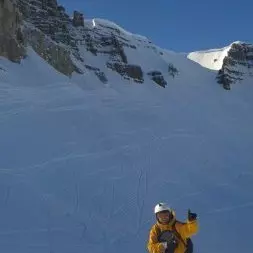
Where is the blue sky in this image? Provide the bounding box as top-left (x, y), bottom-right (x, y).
top-left (60, 0), bottom-right (253, 52)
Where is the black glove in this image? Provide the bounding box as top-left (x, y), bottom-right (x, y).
top-left (188, 209), bottom-right (197, 221)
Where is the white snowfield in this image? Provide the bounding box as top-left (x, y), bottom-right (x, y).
top-left (187, 41), bottom-right (248, 71)
top-left (0, 22), bottom-right (253, 253)
top-left (187, 45), bottom-right (231, 70)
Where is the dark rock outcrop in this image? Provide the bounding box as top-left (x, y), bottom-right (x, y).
top-left (111, 34), bottom-right (128, 63)
top-left (0, 0), bottom-right (25, 62)
top-left (23, 27), bottom-right (81, 76)
top-left (217, 42), bottom-right (253, 90)
top-left (18, 0), bottom-right (73, 45)
top-left (107, 62), bottom-right (144, 83)
top-left (17, 0), bottom-right (82, 76)
top-left (147, 71), bottom-right (167, 88)
top-left (72, 11), bottom-right (84, 27)
top-left (168, 63), bottom-right (179, 78)
top-left (85, 65), bottom-right (108, 83)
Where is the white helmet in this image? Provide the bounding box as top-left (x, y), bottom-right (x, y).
top-left (154, 203), bottom-right (171, 214)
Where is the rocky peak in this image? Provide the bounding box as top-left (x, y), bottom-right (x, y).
top-left (217, 42), bottom-right (253, 90)
top-left (72, 11), bottom-right (84, 27)
top-left (228, 42), bottom-right (253, 63)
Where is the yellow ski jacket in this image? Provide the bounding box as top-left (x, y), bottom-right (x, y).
top-left (147, 211), bottom-right (198, 253)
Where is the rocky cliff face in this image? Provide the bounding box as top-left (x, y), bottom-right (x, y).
top-left (0, 0), bottom-right (176, 85)
top-left (17, 0), bottom-right (82, 76)
top-left (12, 0), bottom-right (147, 81)
top-left (0, 0), bottom-right (25, 62)
top-left (217, 42), bottom-right (253, 90)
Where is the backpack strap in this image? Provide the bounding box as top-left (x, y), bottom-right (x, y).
top-left (172, 221), bottom-right (187, 248)
top-left (155, 224), bottom-right (162, 239)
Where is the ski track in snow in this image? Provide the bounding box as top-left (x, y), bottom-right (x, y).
top-left (3, 130), bottom-right (204, 175)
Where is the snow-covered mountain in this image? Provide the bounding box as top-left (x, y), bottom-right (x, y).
top-left (1, 1), bottom-right (253, 253)
top-left (1, 0), bottom-right (253, 90)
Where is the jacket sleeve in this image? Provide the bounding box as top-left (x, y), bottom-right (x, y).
top-left (176, 219), bottom-right (199, 239)
top-left (147, 225), bottom-right (165, 253)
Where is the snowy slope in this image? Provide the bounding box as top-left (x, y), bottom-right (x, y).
top-left (1, 43), bottom-right (253, 253)
top-left (91, 18), bottom-right (149, 41)
top-left (187, 45), bottom-right (231, 70)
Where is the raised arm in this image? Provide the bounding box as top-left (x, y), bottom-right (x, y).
top-left (176, 210), bottom-right (199, 238)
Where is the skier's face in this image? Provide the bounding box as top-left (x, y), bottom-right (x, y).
top-left (157, 211), bottom-right (171, 224)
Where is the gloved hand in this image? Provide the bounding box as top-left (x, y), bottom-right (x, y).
top-left (162, 242), bottom-right (167, 249)
top-left (188, 209), bottom-right (197, 221)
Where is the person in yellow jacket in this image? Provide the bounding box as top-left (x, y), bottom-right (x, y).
top-left (147, 203), bottom-right (198, 253)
